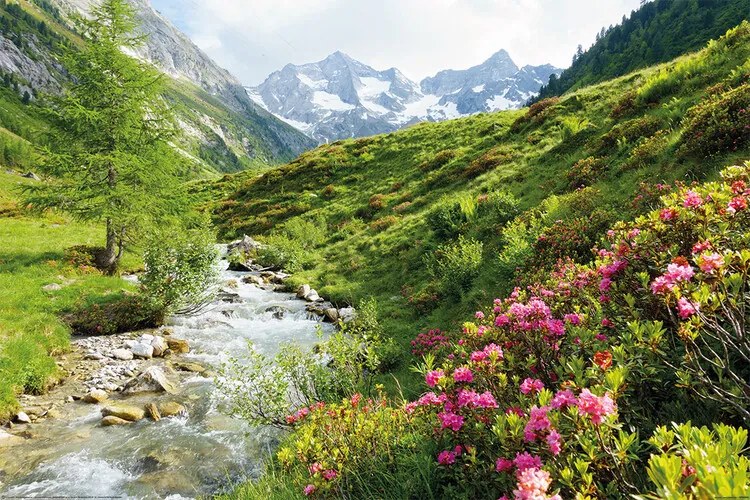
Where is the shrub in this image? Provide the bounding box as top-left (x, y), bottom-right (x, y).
top-left (511, 97), bottom-right (560, 132)
top-left (64, 294), bottom-right (163, 336)
top-left (257, 217), bottom-right (327, 272)
top-left (679, 82), bottom-right (750, 158)
top-left (476, 190), bottom-right (521, 227)
top-left (140, 227), bottom-right (219, 315)
top-left (625, 130), bottom-right (671, 170)
top-left (62, 245), bottom-right (101, 273)
top-left (369, 194), bottom-right (386, 210)
top-left (322, 184), bottom-right (336, 198)
top-left (419, 149), bottom-right (459, 171)
top-left (597, 116), bottom-right (663, 153)
top-left (567, 156), bottom-right (605, 188)
top-left (393, 201), bottom-right (412, 213)
top-left (428, 236), bottom-right (484, 297)
top-left (463, 146), bottom-right (514, 178)
top-left (370, 215), bottom-right (398, 232)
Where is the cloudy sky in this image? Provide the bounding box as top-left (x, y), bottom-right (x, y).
top-left (150, 0), bottom-right (643, 86)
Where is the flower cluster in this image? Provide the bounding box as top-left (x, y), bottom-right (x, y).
top-left (411, 329), bottom-right (450, 357)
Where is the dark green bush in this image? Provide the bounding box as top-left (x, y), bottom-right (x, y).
top-left (475, 190), bottom-right (520, 227)
top-left (426, 200), bottom-right (465, 240)
top-left (567, 156), bottom-right (606, 188)
top-left (64, 294), bottom-right (163, 336)
top-left (419, 149), bottom-right (458, 171)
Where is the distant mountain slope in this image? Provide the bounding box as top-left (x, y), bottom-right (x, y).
top-left (534, 0), bottom-right (750, 101)
top-left (251, 50), bottom-right (559, 143)
top-left (0, 0), bottom-right (315, 174)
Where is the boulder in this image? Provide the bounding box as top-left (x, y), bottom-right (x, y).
top-left (227, 235), bottom-right (263, 254)
top-left (339, 307), bottom-right (357, 323)
top-left (42, 283), bottom-right (62, 292)
top-left (265, 305), bottom-right (289, 320)
top-left (173, 361), bottom-right (206, 374)
top-left (297, 284), bottom-right (311, 299)
top-left (146, 403), bottom-right (161, 421)
top-left (159, 402), bottom-right (186, 418)
top-left (112, 348), bottom-right (133, 361)
top-left (0, 429), bottom-right (24, 447)
top-left (131, 343), bottom-right (154, 359)
top-left (15, 412), bottom-right (31, 424)
top-left (101, 416), bottom-right (133, 426)
top-left (242, 275), bottom-right (264, 286)
top-left (101, 404), bottom-right (145, 422)
top-left (22, 171), bottom-right (41, 181)
top-left (84, 389), bottom-right (109, 404)
top-left (166, 338), bottom-right (189, 354)
top-left (151, 336), bottom-right (168, 357)
top-left (324, 308), bottom-right (339, 323)
top-left (305, 290), bottom-right (322, 302)
top-left (123, 366), bottom-right (178, 394)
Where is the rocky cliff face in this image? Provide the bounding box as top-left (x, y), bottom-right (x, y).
top-left (251, 50), bottom-right (561, 143)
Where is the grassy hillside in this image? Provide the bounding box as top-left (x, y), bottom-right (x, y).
top-left (535, 0), bottom-right (750, 101)
top-left (214, 23), bottom-right (750, 392)
top-left (0, 170), bottom-right (141, 419)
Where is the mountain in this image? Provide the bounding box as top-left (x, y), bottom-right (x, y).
top-left (250, 50), bottom-right (560, 143)
top-left (0, 0), bottom-right (315, 174)
top-left (534, 0), bottom-right (750, 102)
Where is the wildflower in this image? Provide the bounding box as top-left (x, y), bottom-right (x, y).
top-left (595, 333), bottom-right (608, 342)
top-left (476, 391), bottom-right (499, 409)
top-left (438, 411), bottom-right (464, 432)
top-left (484, 343), bottom-right (504, 359)
top-left (677, 298), bottom-right (698, 319)
top-left (546, 429), bottom-right (562, 455)
top-left (660, 208), bottom-right (678, 220)
top-left (524, 406), bottom-right (551, 442)
top-left (496, 457), bottom-right (514, 472)
top-left (577, 389), bottom-right (616, 425)
top-left (303, 484), bottom-right (316, 496)
top-left (495, 314), bottom-right (510, 327)
top-left (425, 369), bottom-right (444, 388)
top-left (437, 450), bottom-right (456, 465)
top-left (513, 452), bottom-right (543, 470)
top-left (728, 196), bottom-right (747, 213)
top-left (564, 313), bottom-right (581, 325)
top-left (593, 351), bottom-right (613, 371)
top-left (322, 469), bottom-right (338, 481)
top-left (350, 393), bottom-right (362, 407)
top-left (697, 253), bottom-right (724, 273)
top-left (470, 351), bottom-right (487, 362)
top-left (550, 389), bottom-right (576, 409)
top-left (513, 467), bottom-right (560, 500)
top-left (453, 367), bottom-right (474, 383)
top-left (520, 378), bottom-right (544, 395)
top-left (309, 462), bottom-right (323, 475)
top-left (732, 180), bottom-right (747, 194)
top-left (475, 311), bottom-right (486, 319)
top-left (683, 190), bottom-right (703, 208)
top-left (692, 240), bottom-right (711, 254)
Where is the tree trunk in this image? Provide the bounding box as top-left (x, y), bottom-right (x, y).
top-left (95, 218), bottom-right (119, 275)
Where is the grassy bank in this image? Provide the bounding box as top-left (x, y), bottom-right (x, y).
top-left (0, 170), bottom-right (138, 419)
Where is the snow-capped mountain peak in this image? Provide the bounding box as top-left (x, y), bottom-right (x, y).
top-left (250, 51), bottom-right (560, 143)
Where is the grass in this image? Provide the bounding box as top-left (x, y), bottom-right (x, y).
top-left (0, 171), bottom-right (138, 419)
top-left (212, 23), bottom-right (750, 403)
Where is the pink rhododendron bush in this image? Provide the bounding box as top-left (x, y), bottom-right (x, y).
top-left (251, 164), bottom-right (750, 498)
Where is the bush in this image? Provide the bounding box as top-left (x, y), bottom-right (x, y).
top-left (476, 190), bottom-right (520, 227)
top-left (64, 294), bottom-right (163, 336)
top-left (369, 194), bottom-right (386, 210)
top-left (257, 217), bottom-right (327, 272)
top-left (463, 146), bottom-right (514, 178)
top-left (625, 130), bottom-right (671, 170)
top-left (140, 227), bottom-right (219, 315)
top-left (62, 245), bottom-right (101, 273)
top-left (419, 149), bottom-right (459, 171)
top-left (370, 215), bottom-right (398, 232)
top-left (597, 116), bottom-right (663, 153)
top-left (679, 82), bottom-right (750, 158)
top-left (567, 156), bottom-right (605, 188)
top-left (428, 236), bottom-right (484, 297)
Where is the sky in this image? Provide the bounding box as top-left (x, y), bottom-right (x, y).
top-left (150, 0), bottom-right (644, 86)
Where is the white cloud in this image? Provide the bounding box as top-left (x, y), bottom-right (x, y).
top-left (152, 0), bottom-right (643, 85)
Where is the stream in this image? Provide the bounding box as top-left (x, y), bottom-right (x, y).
top-left (0, 258), bottom-right (333, 498)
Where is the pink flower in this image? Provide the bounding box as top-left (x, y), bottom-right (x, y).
top-left (660, 208), bottom-right (678, 221)
top-left (550, 389), bottom-right (576, 409)
top-left (475, 311), bottom-right (486, 319)
top-left (683, 190), bottom-right (703, 208)
top-left (513, 467), bottom-right (558, 500)
top-left (309, 462), bottom-right (323, 475)
top-left (564, 313), bottom-right (581, 325)
top-left (524, 406), bottom-right (551, 442)
top-left (728, 196), bottom-right (747, 213)
top-left (546, 429), bottom-right (562, 455)
top-left (577, 389), bottom-right (616, 425)
top-left (438, 411), bottom-right (464, 432)
top-left (470, 351), bottom-right (487, 362)
top-left (496, 457), bottom-right (514, 473)
top-left (677, 298), bottom-right (698, 319)
top-left (453, 367), bottom-right (474, 383)
top-left (692, 240), bottom-right (711, 254)
top-left (476, 391), bottom-right (499, 409)
top-left (495, 314), bottom-right (510, 327)
top-left (322, 469), bottom-right (338, 481)
top-left (697, 253), bottom-right (724, 273)
top-left (484, 343), bottom-right (504, 359)
top-left (425, 369), bottom-right (444, 388)
top-left (437, 450), bottom-right (456, 465)
top-left (513, 452), bottom-right (543, 470)
top-left (650, 276), bottom-right (673, 295)
top-left (667, 263), bottom-right (694, 282)
top-left (303, 484), bottom-right (316, 496)
top-left (520, 378), bottom-right (544, 395)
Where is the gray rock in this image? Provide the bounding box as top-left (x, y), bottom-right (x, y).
top-left (151, 336), bottom-right (168, 357)
top-left (297, 284), bottom-right (311, 299)
top-left (305, 290), bottom-right (322, 302)
top-left (324, 308), bottom-right (339, 323)
top-left (124, 366), bottom-right (178, 394)
top-left (242, 275), bottom-right (264, 286)
top-left (112, 348), bottom-right (134, 361)
top-left (22, 172), bottom-right (41, 181)
top-left (15, 412), bottom-right (31, 424)
top-left (0, 429), bottom-right (24, 447)
top-left (42, 283), bottom-right (62, 292)
top-left (131, 343), bottom-right (154, 359)
top-left (339, 307), bottom-right (357, 323)
top-left (84, 389), bottom-right (109, 404)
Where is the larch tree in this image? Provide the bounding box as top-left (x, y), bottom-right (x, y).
top-left (24, 0), bottom-right (185, 274)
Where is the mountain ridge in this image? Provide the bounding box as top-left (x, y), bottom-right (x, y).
top-left (250, 50), bottom-right (560, 143)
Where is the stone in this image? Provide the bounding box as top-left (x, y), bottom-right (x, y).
top-left (166, 338), bottom-right (189, 354)
top-left (339, 307), bottom-right (357, 323)
top-left (141, 334), bottom-right (155, 342)
top-left (22, 171), bottom-right (40, 181)
top-left (225, 279), bottom-right (239, 289)
top-left (85, 352), bottom-right (105, 360)
top-left (297, 284), bottom-right (311, 299)
top-left (146, 403), bottom-right (161, 421)
top-left (42, 283), bottom-right (62, 292)
top-left (305, 290), bottom-right (322, 302)
top-left (158, 402), bottom-right (186, 418)
top-left (242, 275), bottom-right (264, 286)
top-left (112, 348), bottom-right (134, 361)
top-left (324, 308), bottom-right (339, 323)
top-left (228, 235), bottom-right (263, 255)
top-left (84, 389), bottom-right (109, 404)
top-left (46, 408), bottom-right (62, 419)
top-left (101, 416), bottom-right (133, 426)
top-left (173, 361), bottom-right (206, 373)
top-left (101, 404), bottom-right (145, 422)
top-left (123, 366), bottom-right (178, 394)
top-left (131, 343), bottom-right (154, 359)
top-left (0, 429), bottom-right (24, 447)
top-left (265, 305), bottom-right (289, 320)
top-left (124, 340), bottom-right (138, 349)
top-left (151, 336), bottom-right (168, 357)
top-left (15, 412), bottom-right (31, 424)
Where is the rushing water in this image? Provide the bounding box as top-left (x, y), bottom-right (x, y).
top-left (0, 260), bottom-right (333, 498)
